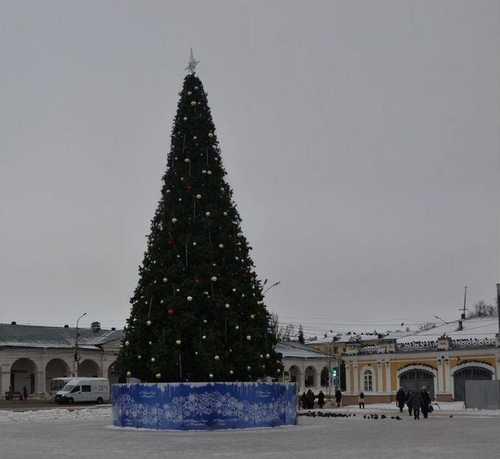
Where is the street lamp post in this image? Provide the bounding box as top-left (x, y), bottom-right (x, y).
top-left (496, 283), bottom-right (500, 347)
top-left (263, 281), bottom-right (280, 295)
top-left (74, 312), bottom-right (87, 377)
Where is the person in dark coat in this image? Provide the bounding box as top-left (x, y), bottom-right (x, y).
top-left (317, 391), bottom-right (326, 409)
top-left (420, 387), bottom-right (432, 419)
top-left (335, 389), bottom-right (342, 408)
top-left (406, 391), bottom-right (413, 416)
top-left (358, 392), bottom-right (365, 409)
top-left (306, 389), bottom-right (315, 409)
top-left (410, 390), bottom-right (422, 420)
top-left (300, 392), bottom-right (307, 410)
top-left (396, 387), bottom-right (406, 413)
top-left (22, 386), bottom-right (28, 401)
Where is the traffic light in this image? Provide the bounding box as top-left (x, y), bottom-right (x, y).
top-left (331, 367), bottom-right (338, 385)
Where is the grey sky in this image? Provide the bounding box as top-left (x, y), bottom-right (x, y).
top-left (1, 1), bottom-right (499, 337)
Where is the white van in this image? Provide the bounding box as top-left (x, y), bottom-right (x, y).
top-left (55, 378), bottom-right (110, 404)
top-left (50, 377), bottom-right (73, 395)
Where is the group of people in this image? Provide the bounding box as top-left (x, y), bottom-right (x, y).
top-left (299, 386), bottom-right (432, 419)
top-left (396, 386), bottom-right (433, 420)
top-left (300, 389), bottom-right (326, 409)
top-left (300, 389), bottom-right (344, 410)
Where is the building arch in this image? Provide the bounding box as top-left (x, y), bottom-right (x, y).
top-left (288, 365), bottom-right (301, 386)
top-left (450, 362), bottom-right (495, 377)
top-left (305, 366), bottom-right (316, 388)
top-left (78, 359), bottom-right (100, 377)
top-left (320, 367), bottom-right (330, 388)
top-left (398, 365), bottom-right (437, 399)
top-left (451, 363), bottom-right (495, 401)
top-left (11, 358), bottom-right (37, 395)
top-left (45, 359), bottom-right (71, 393)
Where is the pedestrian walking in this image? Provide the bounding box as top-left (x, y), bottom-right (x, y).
top-left (396, 387), bottom-right (406, 413)
top-left (300, 392), bottom-right (307, 410)
top-left (411, 390), bottom-right (422, 420)
top-left (22, 386), bottom-right (28, 401)
top-left (420, 387), bottom-right (432, 419)
top-left (317, 391), bottom-right (326, 409)
top-left (406, 391), bottom-right (413, 416)
top-left (358, 392), bottom-right (365, 409)
top-left (335, 388), bottom-right (342, 408)
top-left (306, 389), bottom-right (315, 409)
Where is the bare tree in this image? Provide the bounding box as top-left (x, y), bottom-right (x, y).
top-left (469, 300), bottom-right (497, 318)
top-left (269, 313), bottom-right (296, 342)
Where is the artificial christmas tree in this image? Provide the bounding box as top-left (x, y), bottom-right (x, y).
top-left (117, 53), bottom-right (282, 383)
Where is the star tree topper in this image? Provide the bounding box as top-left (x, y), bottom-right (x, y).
top-left (185, 48), bottom-right (199, 74)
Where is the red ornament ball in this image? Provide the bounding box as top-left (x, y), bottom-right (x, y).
top-left (167, 308), bottom-right (175, 316)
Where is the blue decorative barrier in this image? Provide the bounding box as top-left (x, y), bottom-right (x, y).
top-left (112, 382), bottom-right (297, 430)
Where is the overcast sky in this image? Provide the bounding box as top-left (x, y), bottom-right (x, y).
top-left (1, 0), bottom-right (499, 336)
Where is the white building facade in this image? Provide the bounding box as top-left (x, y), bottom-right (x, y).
top-left (277, 342), bottom-right (336, 394)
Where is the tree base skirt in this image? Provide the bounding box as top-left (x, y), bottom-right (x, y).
top-left (112, 382), bottom-right (297, 430)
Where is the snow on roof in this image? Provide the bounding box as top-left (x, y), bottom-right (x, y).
top-left (312, 329), bottom-right (412, 345)
top-left (397, 316), bottom-right (498, 344)
top-left (0, 323), bottom-right (124, 349)
top-left (276, 342), bottom-right (329, 359)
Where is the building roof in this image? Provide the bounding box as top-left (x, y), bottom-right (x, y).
top-left (310, 329), bottom-right (412, 345)
top-left (0, 323), bottom-right (123, 350)
top-left (397, 316), bottom-right (498, 346)
top-left (276, 342), bottom-right (329, 359)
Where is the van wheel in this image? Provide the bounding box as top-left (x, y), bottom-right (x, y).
top-left (97, 397), bottom-right (103, 404)
top-left (67, 398), bottom-right (74, 404)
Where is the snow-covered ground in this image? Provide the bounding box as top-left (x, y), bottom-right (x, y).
top-left (1, 406), bottom-right (499, 458)
top-left (0, 405), bottom-right (111, 424)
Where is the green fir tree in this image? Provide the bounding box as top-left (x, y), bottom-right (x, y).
top-left (117, 57), bottom-right (282, 383)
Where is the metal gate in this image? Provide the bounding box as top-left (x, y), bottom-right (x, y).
top-left (399, 369), bottom-right (435, 399)
top-left (454, 367), bottom-right (492, 401)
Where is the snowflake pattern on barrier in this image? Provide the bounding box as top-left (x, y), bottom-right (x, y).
top-left (113, 383), bottom-right (297, 430)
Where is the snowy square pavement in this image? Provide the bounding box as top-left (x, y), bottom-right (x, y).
top-left (1, 405), bottom-right (499, 459)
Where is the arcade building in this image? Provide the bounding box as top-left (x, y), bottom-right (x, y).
top-left (0, 321), bottom-right (122, 399)
top-left (0, 322), bottom-right (333, 399)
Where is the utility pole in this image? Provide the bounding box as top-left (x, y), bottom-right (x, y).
top-left (496, 283), bottom-right (500, 347)
top-left (74, 312), bottom-right (87, 377)
top-left (462, 285), bottom-right (468, 319)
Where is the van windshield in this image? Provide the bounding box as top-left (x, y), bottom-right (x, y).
top-left (50, 379), bottom-right (70, 392)
top-left (62, 384), bottom-right (75, 392)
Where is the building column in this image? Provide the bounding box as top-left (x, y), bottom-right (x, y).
top-left (444, 359), bottom-right (451, 394)
top-left (36, 368), bottom-right (46, 396)
top-left (1, 366), bottom-right (11, 398)
top-left (36, 351), bottom-right (48, 397)
top-left (315, 366), bottom-right (322, 393)
top-left (352, 363), bottom-right (359, 395)
top-left (385, 362), bottom-right (392, 394)
top-left (437, 358), bottom-right (444, 393)
top-left (376, 362), bottom-right (383, 393)
top-left (345, 362), bottom-right (351, 394)
top-left (299, 362), bottom-right (305, 393)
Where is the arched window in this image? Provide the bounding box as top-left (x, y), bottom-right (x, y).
top-left (363, 369), bottom-right (373, 392)
top-left (289, 366), bottom-right (300, 383)
top-left (305, 367), bottom-right (316, 388)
